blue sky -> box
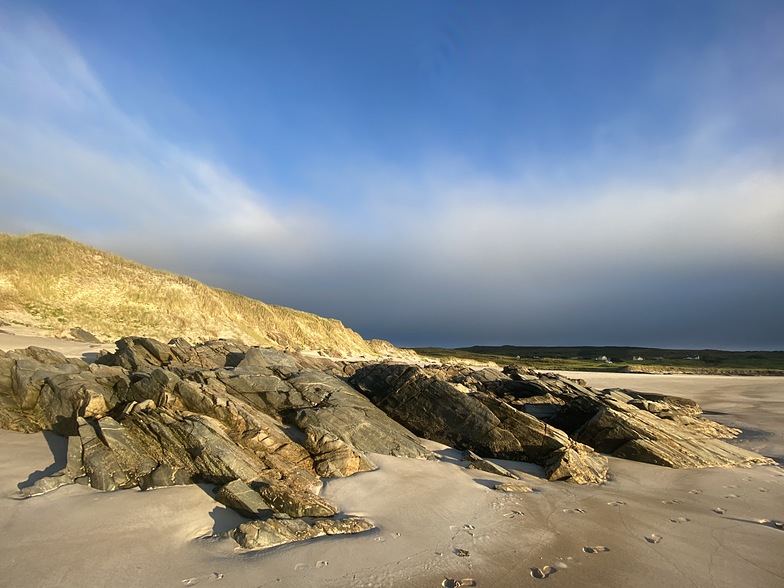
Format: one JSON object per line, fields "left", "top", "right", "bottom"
{"left": 1, "top": 1, "right": 783, "bottom": 349}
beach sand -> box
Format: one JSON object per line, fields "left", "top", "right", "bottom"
{"left": 1, "top": 334, "right": 782, "bottom": 587}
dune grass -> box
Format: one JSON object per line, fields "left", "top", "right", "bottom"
{"left": 0, "top": 233, "right": 391, "bottom": 356}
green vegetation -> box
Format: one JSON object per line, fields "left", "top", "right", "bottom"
{"left": 0, "top": 233, "right": 398, "bottom": 357}
{"left": 413, "top": 345, "right": 784, "bottom": 375}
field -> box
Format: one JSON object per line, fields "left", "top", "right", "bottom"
{"left": 413, "top": 345, "right": 784, "bottom": 375}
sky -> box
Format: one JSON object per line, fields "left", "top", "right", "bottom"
{"left": 1, "top": 0, "right": 783, "bottom": 350}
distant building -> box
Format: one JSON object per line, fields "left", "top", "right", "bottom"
{"left": 595, "top": 355, "right": 612, "bottom": 364}
{"left": 632, "top": 356, "right": 644, "bottom": 361}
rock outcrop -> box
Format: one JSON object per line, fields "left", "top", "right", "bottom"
{"left": 1, "top": 337, "right": 775, "bottom": 552}
{"left": 350, "top": 363, "right": 609, "bottom": 483}
{"left": 350, "top": 363, "right": 773, "bottom": 479}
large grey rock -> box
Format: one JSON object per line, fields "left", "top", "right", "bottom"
{"left": 257, "top": 480, "right": 337, "bottom": 518}
{"left": 215, "top": 479, "right": 272, "bottom": 519}
{"left": 305, "top": 426, "right": 376, "bottom": 478}
{"left": 289, "top": 371, "right": 433, "bottom": 460}
{"left": 123, "top": 410, "right": 266, "bottom": 485}
{"left": 574, "top": 404, "right": 773, "bottom": 469}
{"left": 235, "top": 347, "right": 299, "bottom": 376}
{"left": 351, "top": 363, "right": 607, "bottom": 483}
{"left": 78, "top": 417, "right": 134, "bottom": 491}
{"left": 351, "top": 365, "right": 520, "bottom": 458}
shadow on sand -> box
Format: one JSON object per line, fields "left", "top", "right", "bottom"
{"left": 17, "top": 430, "right": 68, "bottom": 490}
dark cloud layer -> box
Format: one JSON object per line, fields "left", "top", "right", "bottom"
{"left": 2, "top": 8, "right": 783, "bottom": 350}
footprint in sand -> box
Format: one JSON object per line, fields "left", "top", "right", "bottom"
{"left": 582, "top": 546, "right": 610, "bottom": 554}
{"left": 530, "top": 566, "right": 556, "bottom": 579}
{"left": 645, "top": 534, "right": 662, "bottom": 544}
{"left": 442, "top": 580, "right": 476, "bottom": 588}
{"left": 607, "top": 500, "right": 626, "bottom": 507}
{"left": 713, "top": 507, "right": 726, "bottom": 515}
{"left": 757, "top": 487, "right": 769, "bottom": 493}
{"left": 563, "top": 508, "right": 586, "bottom": 514}
{"left": 688, "top": 489, "right": 702, "bottom": 495}
{"left": 669, "top": 517, "right": 690, "bottom": 524}
{"left": 661, "top": 499, "right": 683, "bottom": 505}
{"left": 454, "top": 548, "right": 470, "bottom": 557}
{"left": 724, "top": 494, "right": 740, "bottom": 499}
{"left": 316, "top": 561, "right": 328, "bottom": 569}
{"left": 723, "top": 485, "right": 739, "bottom": 489}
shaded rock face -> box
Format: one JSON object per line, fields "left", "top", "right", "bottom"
{"left": 350, "top": 363, "right": 608, "bottom": 483}
{"left": 351, "top": 363, "right": 773, "bottom": 476}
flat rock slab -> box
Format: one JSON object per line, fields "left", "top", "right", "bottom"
{"left": 230, "top": 516, "right": 374, "bottom": 551}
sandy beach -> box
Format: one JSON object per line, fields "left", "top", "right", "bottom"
{"left": 1, "top": 333, "right": 782, "bottom": 587}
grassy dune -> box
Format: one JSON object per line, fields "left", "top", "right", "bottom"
{"left": 0, "top": 233, "right": 400, "bottom": 357}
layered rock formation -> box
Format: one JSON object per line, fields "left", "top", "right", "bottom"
{"left": 0, "top": 338, "right": 774, "bottom": 552}
{"left": 350, "top": 363, "right": 770, "bottom": 472}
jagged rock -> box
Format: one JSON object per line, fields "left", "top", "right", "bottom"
{"left": 351, "top": 364, "right": 607, "bottom": 483}
{"left": 123, "top": 410, "right": 266, "bottom": 485}
{"left": 174, "top": 377, "right": 315, "bottom": 471}
{"left": 138, "top": 463, "right": 192, "bottom": 490}
{"left": 78, "top": 417, "right": 134, "bottom": 490}
{"left": 545, "top": 444, "right": 608, "bottom": 484}
{"left": 257, "top": 480, "right": 337, "bottom": 518}
{"left": 305, "top": 426, "right": 376, "bottom": 478}
{"left": 230, "top": 516, "right": 374, "bottom": 550}
{"left": 215, "top": 479, "right": 272, "bottom": 519}
{"left": 313, "top": 516, "right": 375, "bottom": 535}
{"left": 494, "top": 482, "right": 534, "bottom": 493}
{"left": 97, "top": 416, "right": 157, "bottom": 480}
{"left": 78, "top": 390, "right": 110, "bottom": 418}
{"left": 99, "top": 337, "right": 251, "bottom": 372}
{"left": 290, "top": 371, "right": 433, "bottom": 459}
{"left": 38, "top": 371, "right": 124, "bottom": 435}
{"left": 575, "top": 405, "right": 772, "bottom": 469}
{"left": 463, "top": 450, "right": 519, "bottom": 479}
{"left": 124, "top": 368, "right": 182, "bottom": 407}
{"left": 11, "top": 358, "right": 82, "bottom": 411}
{"left": 235, "top": 347, "right": 299, "bottom": 376}
{"left": 351, "top": 364, "right": 523, "bottom": 458}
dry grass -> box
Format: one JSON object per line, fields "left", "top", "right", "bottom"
{"left": 0, "top": 233, "right": 397, "bottom": 357}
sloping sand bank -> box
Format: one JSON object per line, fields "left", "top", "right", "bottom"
{"left": 0, "top": 352, "right": 782, "bottom": 587}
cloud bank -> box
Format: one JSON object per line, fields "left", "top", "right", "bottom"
{"left": 1, "top": 8, "right": 782, "bottom": 349}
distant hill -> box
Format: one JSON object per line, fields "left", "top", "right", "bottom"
{"left": 0, "top": 233, "right": 404, "bottom": 358}
{"left": 414, "top": 345, "right": 784, "bottom": 375}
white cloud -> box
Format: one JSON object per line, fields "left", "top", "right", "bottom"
{"left": 0, "top": 11, "right": 319, "bottom": 263}
{"left": 0, "top": 8, "right": 781, "bottom": 348}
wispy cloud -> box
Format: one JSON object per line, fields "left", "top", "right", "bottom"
{"left": 1, "top": 8, "right": 782, "bottom": 348}
{"left": 0, "top": 11, "right": 319, "bottom": 263}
